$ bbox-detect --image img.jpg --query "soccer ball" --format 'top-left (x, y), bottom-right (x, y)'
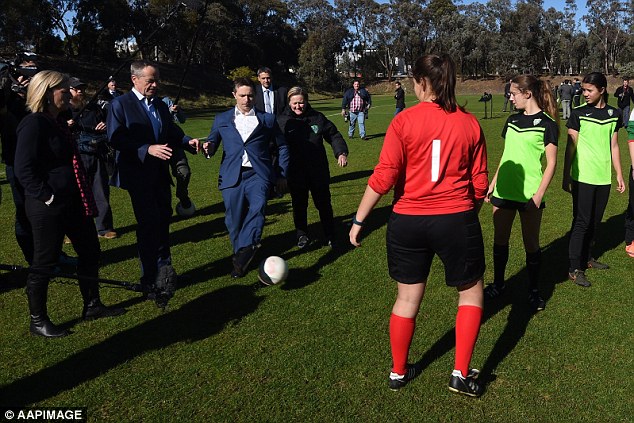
top-left (175, 200), bottom-right (196, 217)
top-left (258, 256), bottom-right (288, 286)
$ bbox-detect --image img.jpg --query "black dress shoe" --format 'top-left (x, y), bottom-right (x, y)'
top-left (233, 244), bottom-right (261, 276)
top-left (82, 300), bottom-right (127, 320)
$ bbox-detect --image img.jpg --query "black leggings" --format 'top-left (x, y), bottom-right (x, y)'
top-left (625, 166), bottom-right (634, 245)
top-left (568, 181), bottom-right (610, 272)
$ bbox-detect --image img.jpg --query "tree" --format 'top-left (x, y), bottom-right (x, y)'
top-left (388, 0), bottom-right (428, 76)
top-left (335, 0), bottom-right (384, 79)
top-left (298, 33), bottom-right (328, 91)
top-left (48, 0), bottom-right (78, 57)
top-left (289, 0), bottom-right (347, 89)
top-left (0, 0), bottom-right (57, 54)
top-left (584, 0), bottom-right (629, 74)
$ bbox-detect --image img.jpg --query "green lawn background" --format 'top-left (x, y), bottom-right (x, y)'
top-left (0, 93), bottom-right (632, 422)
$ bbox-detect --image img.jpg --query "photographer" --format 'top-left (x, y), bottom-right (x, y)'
top-left (1, 56), bottom-right (40, 264)
top-left (65, 77), bottom-right (117, 239)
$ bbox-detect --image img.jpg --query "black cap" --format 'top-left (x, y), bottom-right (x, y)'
top-left (69, 77), bottom-right (86, 88)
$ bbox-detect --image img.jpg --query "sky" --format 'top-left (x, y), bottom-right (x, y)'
top-left (373, 0), bottom-right (589, 31)
top-left (462, 0), bottom-right (588, 15)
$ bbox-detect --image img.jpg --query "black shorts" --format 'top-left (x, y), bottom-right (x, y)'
top-left (490, 195), bottom-right (545, 211)
top-left (386, 210), bottom-right (485, 286)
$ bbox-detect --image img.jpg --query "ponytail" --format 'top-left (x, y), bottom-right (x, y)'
top-left (412, 54), bottom-right (458, 112)
top-left (538, 80), bottom-right (560, 126)
top-left (511, 75), bottom-right (560, 125)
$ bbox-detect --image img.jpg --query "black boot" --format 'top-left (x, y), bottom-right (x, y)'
top-left (80, 280), bottom-right (126, 321)
top-left (26, 283), bottom-right (68, 338)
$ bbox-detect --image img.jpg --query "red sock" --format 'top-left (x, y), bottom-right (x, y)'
top-left (389, 313), bottom-right (416, 375)
top-left (454, 305), bottom-right (482, 376)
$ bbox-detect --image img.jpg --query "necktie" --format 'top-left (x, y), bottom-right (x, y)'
top-left (264, 89), bottom-right (272, 114)
top-left (146, 98), bottom-right (161, 140)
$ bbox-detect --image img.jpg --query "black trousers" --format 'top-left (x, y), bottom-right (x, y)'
top-left (289, 169), bottom-right (334, 240)
top-left (80, 153), bottom-right (114, 234)
top-left (127, 182), bottom-right (172, 284)
top-left (568, 181), bottom-right (610, 271)
top-left (25, 193), bottom-right (100, 289)
top-left (6, 165), bottom-right (34, 264)
top-left (625, 167), bottom-right (634, 245)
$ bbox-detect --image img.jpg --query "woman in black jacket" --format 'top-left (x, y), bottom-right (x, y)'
top-left (66, 77), bottom-right (117, 239)
top-left (14, 70), bottom-right (124, 338)
top-left (277, 86), bottom-right (349, 249)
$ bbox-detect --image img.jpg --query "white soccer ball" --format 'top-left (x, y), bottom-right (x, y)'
top-left (175, 200), bottom-right (196, 217)
top-left (258, 256), bottom-right (289, 286)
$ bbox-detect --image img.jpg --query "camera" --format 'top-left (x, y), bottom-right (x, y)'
top-left (1, 52), bottom-right (40, 95)
top-left (479, 92), bottom-right (492, 102)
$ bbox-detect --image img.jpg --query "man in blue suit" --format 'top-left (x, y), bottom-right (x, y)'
top-left (203, 78), bottom-right (289, 278)
top-left (107, 61), bottom-right (200, 288)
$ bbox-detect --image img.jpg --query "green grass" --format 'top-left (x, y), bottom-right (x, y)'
top-left (1, 93), bottom-right (633, 422)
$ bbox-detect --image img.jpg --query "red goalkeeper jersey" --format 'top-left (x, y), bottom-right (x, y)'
top-left (368, 102), bottom-right (488, 215)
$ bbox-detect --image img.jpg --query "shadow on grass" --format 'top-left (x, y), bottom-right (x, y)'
top-left (276, 205), bottom-right (392, 291)
top-left (330, 169), bottom-right (373, 184)
top-left (0, 268), bottom-right (27, 293)
top-left (409, 232), bottom-right (571, 392)
top-left (363, 133), bottom-right (386, 140)
top-left (98, 201), bottom-right (228, 269)
top-left (182, 204), bottom-right (392, 292)
top-left (0, 284), bottom-right (263, 406)
top-left (104, 201), bottom-right (226, 239)
top-left (591, 213), bottom-right (626, 261)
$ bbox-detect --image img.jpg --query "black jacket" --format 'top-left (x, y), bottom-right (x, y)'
top-left (341, 87), bottom-right (371, 111)
top-left (15, 113), bottom-right (78, 202)
top-left (395, 87), bottom-right (405, 109)
top-left (277, 106), bottom-right (348, 177)
top-left (614, 86), bottom-right (633, 109)
top-left (0, 92), bottom-right (29, 165)
top-left (254, 85), bottom-right (288, 116)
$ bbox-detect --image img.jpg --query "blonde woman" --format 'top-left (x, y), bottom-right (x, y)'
top-left (15, 71), bottom-right (124, 337)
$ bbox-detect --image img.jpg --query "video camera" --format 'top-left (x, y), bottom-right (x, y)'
top-left (479, 92), bottom-right (492, 102)
top-left (0, 52), bottom-right (40, 97)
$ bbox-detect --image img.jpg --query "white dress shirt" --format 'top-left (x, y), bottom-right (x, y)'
top-left (234, 107), bottom-right (258, 167)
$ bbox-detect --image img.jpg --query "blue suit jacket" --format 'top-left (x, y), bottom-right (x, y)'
top-left (206, 108), bottom-right (288, 190)
top-left (107, 91), bottom-right (194, 190)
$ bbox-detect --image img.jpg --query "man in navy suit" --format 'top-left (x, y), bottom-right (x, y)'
top-left (203, 78), bottom-right (289, 278)
top-left (253, 67), bottom-right (288, 116)
top-left (107, 61), bottom-right (200, 288)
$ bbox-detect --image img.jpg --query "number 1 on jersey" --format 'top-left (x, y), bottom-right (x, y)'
top-left (431, 139), bottom-right (441, 182)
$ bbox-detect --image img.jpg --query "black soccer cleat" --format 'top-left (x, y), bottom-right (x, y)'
top-left (528, 290), bottom-right (546, 312)
top-left (483, 283), bottom-right (506, 300)
top-left (569, 270), bottom-right (591, 287)
top-left (448, 369), bottom-right (483, 397)
top-left (587, 258), bottom-right (609, 270)
top-left (388, 366), bottom-right (417, 391)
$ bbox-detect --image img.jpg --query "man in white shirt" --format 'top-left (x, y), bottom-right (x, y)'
top-left (203, 78), bottom-right (289, 277)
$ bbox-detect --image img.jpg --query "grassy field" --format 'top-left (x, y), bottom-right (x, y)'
top-left (1, 93), bottom-right (633, 422)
